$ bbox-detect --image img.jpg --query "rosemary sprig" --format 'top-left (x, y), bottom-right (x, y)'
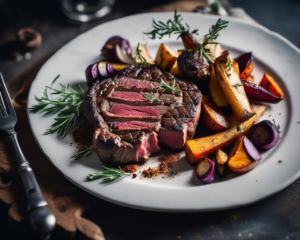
top-left (133, 43), bottom-right (151, 66)
top-left (144, 92), bottom-right (160, 103)
top-left (29, 75), bottom-right (86, 138)
top-left (161, 79), bottom-right (182, 93)
top-left (272, 119), bottom-right (280, 130)
top-left (226, 56), bottom-right (232, 70)
top-left (144, 10), bottom-right (198, 40)
top-left (86, 166), bottom-right (131, 183)
top-left (71, 146), bottom-right (94, 160)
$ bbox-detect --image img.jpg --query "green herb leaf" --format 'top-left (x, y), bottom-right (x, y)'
top-left (86, 166), bottom-right (131, 183)
top-left (51, 74), bottom-right (60, 86)
top-left (226, 56), bottom-right (233, 70)
top-left (232, 83), bottom-right (244, 87)
top-left (143, 10), bottom-right (198, 40)
top-left (161, 79), bottom-right (182, 93)
top-left (144, 92), bottom-right (160, 103)
top-left (29, 75), bottom-right (86, 138)
top-left (237, 124), bottom-right (243, 132)
top-left (272, 119), bottom-right (280, 130)
top-left (71, 146), bottom-right (94, 160)
top-left (133, 43), bottom-right (151, 66)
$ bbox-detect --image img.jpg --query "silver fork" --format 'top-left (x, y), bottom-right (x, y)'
top-left (0, 72), bottom-right (56, 239)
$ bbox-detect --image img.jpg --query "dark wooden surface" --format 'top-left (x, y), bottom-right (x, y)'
top-left (1, 1), bottom-right (300, 240)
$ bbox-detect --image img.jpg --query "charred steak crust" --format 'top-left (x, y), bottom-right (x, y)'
top-left (83, 65), bottom-right (202, 165)
top-left (177, 50), bottom-right (211, 82)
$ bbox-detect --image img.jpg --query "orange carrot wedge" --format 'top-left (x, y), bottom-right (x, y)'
top-left (185, 104), bottom-right (267, 164)
top-left (259, 73), bottom-right (284, 98)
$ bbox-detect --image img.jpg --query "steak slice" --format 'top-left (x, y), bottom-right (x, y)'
top-left (83, 65), bottom-right (202, 165)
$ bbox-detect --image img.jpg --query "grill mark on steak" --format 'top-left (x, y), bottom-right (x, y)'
top-left (83, 65), bottom-right (202, 165)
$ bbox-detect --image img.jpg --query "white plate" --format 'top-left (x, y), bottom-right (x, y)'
top-left (27, 12), bottom-right (300, 212)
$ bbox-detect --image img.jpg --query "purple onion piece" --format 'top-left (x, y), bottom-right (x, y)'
top-left (235, 52), bottom-right (254, 73)
top-left (195, 158), bottom-right (215, 183)
top-left (114, 44), bottom-right (134, 64)
top-left (101, 36), bottom-right (133, 63)
top-left (248, 120), bottom-right (280, 150)
top-left (243, 136), bottom-right (262, 161)
top-left (242, 79), bottom-right (282, 103)
top-left (85, 62), bottom-right (114, 84)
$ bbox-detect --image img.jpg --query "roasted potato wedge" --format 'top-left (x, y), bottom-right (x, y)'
top-left (201, 95), bottom-right (230, 133)
top-left (216, 149), bottom-right (229, 178)
top-left (215, 51), bottom-right (254, 121)
top-left (169, 60), bottom-right (183, 77)
top-left (155, 43), bottom-right (178, 71)
top-left (134, 44), bottom-right (155, 64)
top-left (209, 64), bottom-right (229, 107)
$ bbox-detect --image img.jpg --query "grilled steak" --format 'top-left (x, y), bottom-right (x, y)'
top-left (83, 65), bottom-right (202, 165)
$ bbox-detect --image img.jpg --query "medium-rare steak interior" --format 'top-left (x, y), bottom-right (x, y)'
top-left (83, 65), bottom-right (202, 165)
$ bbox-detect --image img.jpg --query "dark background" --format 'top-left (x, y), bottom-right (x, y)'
top-left (1, 0), bottom-right (300, 240)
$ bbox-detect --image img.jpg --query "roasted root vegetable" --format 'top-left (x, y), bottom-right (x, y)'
top-left (228, 135), bottom-right (261, 173)
top-left (235, 52), bottom-right (254, 79)
top-left (259, 74), bottom-right (284, 99)
top-left (248, 120), bottom-right (280, 150)
top-left (134, 44), bottom-right (155, 64)
top-left (232, 61), bottom-right (239, 76)
top-left (241, 79), bottom-right (283, 103)
top-left (195, 158), bottom-right (215, 183)
top-left (185, 104), bottom-right (267, 164)
top-left (102, 61), bottom-right (130, 72)
top-left (201, 95), bottom-right (230, 133)
top-left (216, 149), bottom-right (229, 178)
top-left (85, 62), bottom-right (114, 84)
top-left (209, 65), bottom-right (228, 107)
top-left (181, 32), bottom-right (199, 51)
top-left (101, 36), bottom-right (133, 64)
top-left (155, 43), bottom-right (178, 71)
top-left (169, 60), bottom-right (183, 77)
top-left (215, 51), bottom-right (254, 121)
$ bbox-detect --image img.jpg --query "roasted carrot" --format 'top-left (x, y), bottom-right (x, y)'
top-left (259, 73), bottom-right (284, 98)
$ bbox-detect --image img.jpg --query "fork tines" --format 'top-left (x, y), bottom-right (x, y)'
top-left (0, 72), bottom-right (15, 118)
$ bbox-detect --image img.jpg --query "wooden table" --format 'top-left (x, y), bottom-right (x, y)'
top-left (1, 1), bottom-right (300, 239)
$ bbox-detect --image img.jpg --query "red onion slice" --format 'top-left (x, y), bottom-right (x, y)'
top-left (242, 79), bottom-right (282, 103)
top-left (101, 36), bottom-right (133, 63)
top-left (235, 52), bottom-right (254, 73)
top-left (195, 158), bottom-right (215, 183)
top-left (85, 62), bottom-right (114, 84)
top-left (114, 44), bottom-right (134, 64)
top-left (248, 120), bottom-right (280, 150)
top-left (243, 136), bottom-right (262, 161)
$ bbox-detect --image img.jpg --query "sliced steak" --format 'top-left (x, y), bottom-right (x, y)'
top-left (83, 65), bottom-right (202, 165)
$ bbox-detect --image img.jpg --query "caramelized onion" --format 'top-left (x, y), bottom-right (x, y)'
top-left (85, 62), bottom-right (114, 84)
top-left (248, 120), bottom-right (280, 150)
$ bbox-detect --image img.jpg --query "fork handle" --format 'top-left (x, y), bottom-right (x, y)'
top-left (9, 132), bottom-right (48, 210)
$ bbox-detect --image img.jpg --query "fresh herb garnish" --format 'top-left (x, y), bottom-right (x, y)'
top-left (133, 43), bottom-right (151, 66)
top-left (29, 75), bottom-right (86, 138)
top-left (161, 79), bottom-right (182, 93)
top-left (210, 1), bottom-right (220, 13)
top-left (86, 166), bottom-right (131, 183)
top-left (71, 146), bottom-right (94, 160)
top-left (226, 56), bottom-right (232, 70)
top-left (144, 92), bottom-right (160, 103)
top-left (191, 18), bottom-right (229, 64)
top-left (272, 119), bottom-right (280, 130)
top-left (144, 10), bottom-right (198, 40)
top-left (237, 124), bottom-right (243, 132)
top-left (232, 83), bottom-right (243, 87)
